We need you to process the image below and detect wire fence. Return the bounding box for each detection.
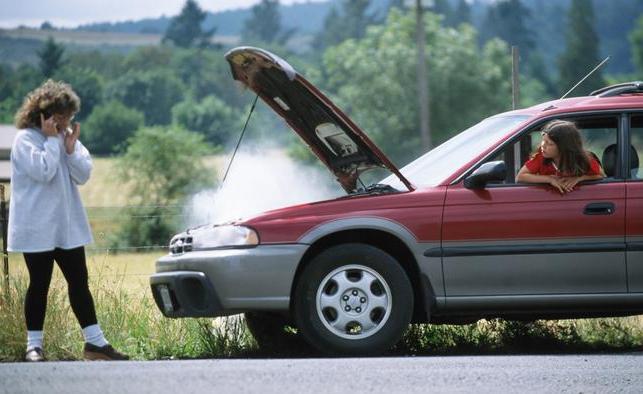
[0,196,200,295]
[84,204,191,252]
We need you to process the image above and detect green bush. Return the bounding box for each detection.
[83,101,145,155]
[114,126,214,248]
[171,95,242,146]
[104,69,185,125]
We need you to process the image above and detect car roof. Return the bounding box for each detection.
[507,94,643,119]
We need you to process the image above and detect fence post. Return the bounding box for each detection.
[1,184,8,301]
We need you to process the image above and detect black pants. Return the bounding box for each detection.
[23,247,98,331]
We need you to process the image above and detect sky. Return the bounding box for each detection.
[0,0,326,28]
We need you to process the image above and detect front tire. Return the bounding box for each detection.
[294,243,413,355]
[244,312,310,355]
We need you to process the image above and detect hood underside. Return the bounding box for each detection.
[225,46,413,193]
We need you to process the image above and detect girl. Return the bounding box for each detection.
[516,120,605,193]
[10,80,128,361]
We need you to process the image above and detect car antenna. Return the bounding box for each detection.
[220,94,259,186]
[559,56,610,99]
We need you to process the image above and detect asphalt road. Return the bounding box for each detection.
[1,354,642,393]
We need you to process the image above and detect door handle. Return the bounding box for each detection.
[583,202,615,215]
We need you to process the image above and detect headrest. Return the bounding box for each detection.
[602,144,640,177]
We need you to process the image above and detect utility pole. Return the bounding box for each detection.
[415,0,432,150]
[1,185,8,301]
[512,46,520,109]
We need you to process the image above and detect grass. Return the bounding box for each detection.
[0,251,256,361]
[394,317,643,355]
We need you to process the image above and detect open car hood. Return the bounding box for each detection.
[225,47,414,193]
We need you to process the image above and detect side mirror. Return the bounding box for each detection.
[464,161,506,189]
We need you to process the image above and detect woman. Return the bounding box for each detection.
[9,80,128,362]
[516,120,605,193]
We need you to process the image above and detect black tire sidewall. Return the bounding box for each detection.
[294,243,413,355]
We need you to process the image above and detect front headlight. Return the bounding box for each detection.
[190,224,259,250]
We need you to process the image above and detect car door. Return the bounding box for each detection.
[441,114,627,302]
[627,113,643,292]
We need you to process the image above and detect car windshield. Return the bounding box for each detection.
[381,115,530,188]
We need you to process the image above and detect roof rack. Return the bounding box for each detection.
[590,81,643,97]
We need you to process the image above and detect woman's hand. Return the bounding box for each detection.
[65,122,80,154]
[40,113,58,137]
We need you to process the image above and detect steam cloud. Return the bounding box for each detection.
[185,148,342,227]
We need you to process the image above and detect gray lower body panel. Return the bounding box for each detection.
[151,244,308,317]
[432,293,643,321]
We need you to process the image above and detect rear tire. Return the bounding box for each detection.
[294,243,413,355]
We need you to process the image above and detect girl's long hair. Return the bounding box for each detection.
[541,120,591,176]
[14,79,80,129]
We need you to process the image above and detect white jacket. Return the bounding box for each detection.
[8,128,93,252]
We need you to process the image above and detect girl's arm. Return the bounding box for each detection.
[558,174,604,191]
[516,166,567,194]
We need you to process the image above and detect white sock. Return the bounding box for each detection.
[27,330,44,351]
[82,324,109,347]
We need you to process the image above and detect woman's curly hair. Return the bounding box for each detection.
[14,79,80,129]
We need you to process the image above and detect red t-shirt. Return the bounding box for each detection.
[524,152,602,177]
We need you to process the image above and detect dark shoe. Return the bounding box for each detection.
[83,343,129,361]
[24,347,45,362]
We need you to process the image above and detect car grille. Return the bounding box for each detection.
[170,236,193,255]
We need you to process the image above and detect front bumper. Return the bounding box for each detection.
[150,244,308,318]
[150,271,222,317]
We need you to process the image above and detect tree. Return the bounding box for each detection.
[54,66,103,121]
[170,48,244,105]
[83,101,144,155]
[115,126,213,247]
[171,95,241,146]
[321,9,512,164]
[630,16,643,73]
[0,64,42,123]
[40,21,55,30]
[241,0,294,45]
[431,0,454,26]
[525,52,556,98]
[119,126,212,205]
[104,69,185,125]
[38,37,65,77]
[313,0,379,50]
[480,0,534,59]
[558,0,604,96]
[452,0,471,26]
[162,0,215,48]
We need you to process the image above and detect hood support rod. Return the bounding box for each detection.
[221,94,259,186]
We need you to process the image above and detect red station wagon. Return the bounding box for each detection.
[150,47,643,355]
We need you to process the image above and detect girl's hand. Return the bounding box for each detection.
[559,177,581,192]
[65,122,80,154]
[548,176,567,194]
[40,113,58,137]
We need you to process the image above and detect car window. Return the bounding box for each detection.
[630,115,643,180]
[485,115,619,185]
